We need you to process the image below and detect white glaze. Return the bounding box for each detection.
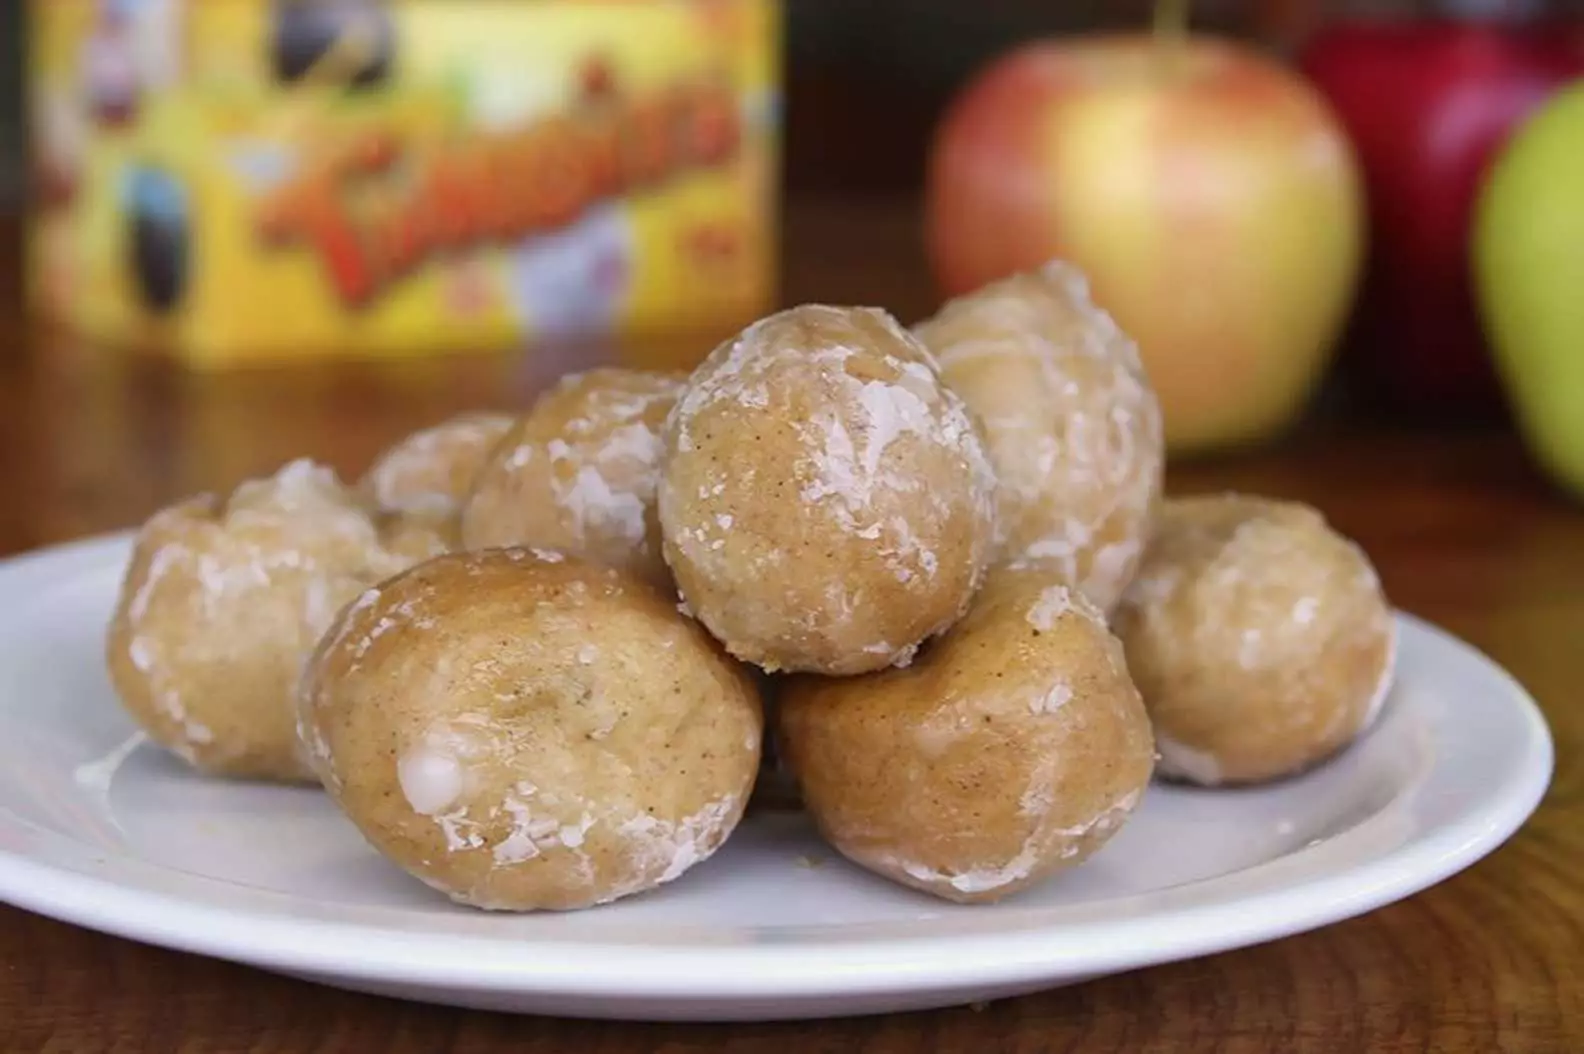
[901,841,1042,896]
[72,732,148,799]
[554,461,648,549]
[127,544,181,623]
[398,747,466,817]
[1155,734,1226,787]
[1026,586,1076,632]
[434,808,486,853]
[894,787,1142,897]
[127,636,155,673]
[612,794,740,894]
[493,792,562,865]
[1030,681,1073,715]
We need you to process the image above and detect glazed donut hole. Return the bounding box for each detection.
[298,548,763,911]
[913,259,1164,613]
[658,304,997,676]
[361,411,516,518]
[460,369,684,587]
[1112,493,1397,787]
[777,563,1155,904]
[105,459,448,783]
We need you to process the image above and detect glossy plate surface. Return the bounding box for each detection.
[0,535,1553,1021]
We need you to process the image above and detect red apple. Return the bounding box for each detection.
[925,35,1364,454]
[1299,16,1584,415]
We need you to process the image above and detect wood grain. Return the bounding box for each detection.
[0,203,1579,1052]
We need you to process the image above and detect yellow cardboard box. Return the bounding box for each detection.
[28,0,782,365]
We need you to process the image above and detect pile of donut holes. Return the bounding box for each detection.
[106,259,1396,913]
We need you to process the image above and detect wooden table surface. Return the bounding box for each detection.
[0,203,1579,1052]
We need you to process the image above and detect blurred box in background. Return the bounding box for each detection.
[26,0,782,366]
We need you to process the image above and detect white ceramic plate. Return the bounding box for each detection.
[0,534,1552,1022]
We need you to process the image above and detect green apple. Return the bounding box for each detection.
[1474,82,1584,498]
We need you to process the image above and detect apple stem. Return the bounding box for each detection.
[1154,0,1190,71]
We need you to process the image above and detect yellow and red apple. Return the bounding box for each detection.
[925,35,1365,454]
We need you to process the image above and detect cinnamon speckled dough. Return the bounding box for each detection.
[298,549,763,912]
[361,412,516,517]
[461,370,684,587]
[659,305,997,676]
[105,460,450,783]
[777,566,1155,903]
[1112,494,1396,786]
[913,260,1164,612]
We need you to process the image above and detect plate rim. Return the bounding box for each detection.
[0,532,1555,1001]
